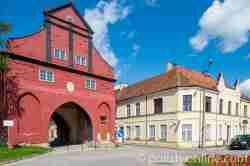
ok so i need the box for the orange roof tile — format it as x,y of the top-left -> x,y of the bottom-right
116,67 -> 218,101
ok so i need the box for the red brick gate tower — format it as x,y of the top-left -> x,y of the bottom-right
1,2 -> 116,146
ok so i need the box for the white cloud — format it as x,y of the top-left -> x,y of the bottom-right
132,43 -> 140,56
190,0 -> 250,53
146,0 -> 159,7
115,69 -> 122,79
241,79 -> 250,96
190,32 -> 208,51
115,63 -> 131,80
84,0 -> 131,67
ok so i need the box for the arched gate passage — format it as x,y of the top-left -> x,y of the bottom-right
48,102 -> 92,147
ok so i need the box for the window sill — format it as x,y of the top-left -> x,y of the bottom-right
54,57 -> 66,61
134,138 -> 141,141
39,79 -> 55,83
159,139 -> 167,142
148,138 -> 156,141
85,88 -> 96,91
75,63 -> 88,67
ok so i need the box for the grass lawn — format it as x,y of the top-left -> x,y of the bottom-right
0,145 -> 51,163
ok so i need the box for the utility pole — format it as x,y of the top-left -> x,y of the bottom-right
200,58 -> 214,149
201,88 -> 206,149
145,95 -> 148,145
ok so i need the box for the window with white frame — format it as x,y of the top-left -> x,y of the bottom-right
236,103 -> 239,116
219,124 -> 222,140
228,101 -> 232,115
75,55 -> 87,66
182,124 -> 192,142
135,126 -> 141,139
154,98 -> 163,114
85,79 -> 96,90
39,69 -> 54,82
233,125 -> 238,137
149,125 -> 156,139
160,125 -> 167,140
183,95 -> 192,112
66,16 -> 74,23
136,102 -> 140,116
235,125 -> 240,135
126,126 -> 131,139
54,48 -> 66,60
205,124 -> 212,141
244,105 -> 248,117
219,99 -> 223,114
127,104 -> 131,117
205,96 -> 212,112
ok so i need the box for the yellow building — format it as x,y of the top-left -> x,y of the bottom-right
116,64 -> 250,148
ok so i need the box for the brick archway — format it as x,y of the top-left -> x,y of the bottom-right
48,102 -> 93,146
16,92 -> 42,143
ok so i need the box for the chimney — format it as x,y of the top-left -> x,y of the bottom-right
115,84 -> 128,91
166,62 -> 176,72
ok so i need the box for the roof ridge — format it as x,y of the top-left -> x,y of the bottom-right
43,2 -> 94,34
123,68 -> 177,89
117,66 -> 219,101
177,68 -> 193,86
44,2 -> 73,13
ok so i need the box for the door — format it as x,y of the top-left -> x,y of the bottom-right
100,116 -> 108,140
226,125 -> 231,144
98,103 -> 111,141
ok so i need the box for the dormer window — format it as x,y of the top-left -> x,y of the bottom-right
54,48 -> 66,60
66,16 -> 74,23
75,55 -> 87,66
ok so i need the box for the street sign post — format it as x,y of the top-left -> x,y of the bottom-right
3,120 -> 14,127
116,127 -> 124,143
3,120 -> 14,148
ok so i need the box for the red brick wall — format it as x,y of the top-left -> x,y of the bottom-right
5,4 -> 116,146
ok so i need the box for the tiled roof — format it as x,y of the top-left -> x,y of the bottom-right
241,94 -> 250,102
116,67 -> 218,101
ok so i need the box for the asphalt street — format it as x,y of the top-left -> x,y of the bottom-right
5,145 -> 250,166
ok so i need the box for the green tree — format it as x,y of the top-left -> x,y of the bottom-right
0,21 -> 11,49
0,21 -> 11,145
0,21 -> 10,71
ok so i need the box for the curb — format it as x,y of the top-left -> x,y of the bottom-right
0,152 -> 51,166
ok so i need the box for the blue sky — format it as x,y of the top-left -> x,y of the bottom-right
1,0 -> 250,95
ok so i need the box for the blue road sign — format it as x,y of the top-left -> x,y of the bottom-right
116,127 -> 124,140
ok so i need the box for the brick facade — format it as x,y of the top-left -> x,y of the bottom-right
1,2 -> 116,146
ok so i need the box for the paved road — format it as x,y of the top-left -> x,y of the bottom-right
5,145 -> 250,166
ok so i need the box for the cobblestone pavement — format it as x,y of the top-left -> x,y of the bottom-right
4,145 -> 250,166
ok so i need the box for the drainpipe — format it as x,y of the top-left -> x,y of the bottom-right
201,88 -> 206,149
145,95 -> 148,145
198,89 -> 202,148
216,94 -> 219,147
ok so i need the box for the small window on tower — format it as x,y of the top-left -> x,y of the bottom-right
100,116 -> 107,124
54,48 -> 66,60
85,79 -> 96,90
66,16 -> 74,23
75,55 -> 87,66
